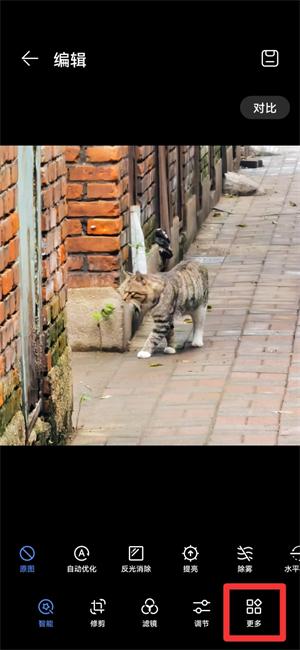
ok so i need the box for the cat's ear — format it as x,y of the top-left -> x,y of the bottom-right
135,271 -> 146,284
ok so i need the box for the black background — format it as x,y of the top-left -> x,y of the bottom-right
1,446 -> 300,649
0,0 -> 300,143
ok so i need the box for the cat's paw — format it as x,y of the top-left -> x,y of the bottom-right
137,350 -> 151,359
164,346 -> 176,354
191,339 -> 203,348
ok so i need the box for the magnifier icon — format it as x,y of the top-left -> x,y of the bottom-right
38,599 -> 54,615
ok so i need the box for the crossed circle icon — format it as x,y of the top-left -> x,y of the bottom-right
141,598 -> 158,615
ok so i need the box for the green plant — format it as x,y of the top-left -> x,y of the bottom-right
92,303 -> 116,349
75,392 -> 92,433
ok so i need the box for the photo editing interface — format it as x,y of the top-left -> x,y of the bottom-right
0,1 -> 300,650
1,448 -> 300,649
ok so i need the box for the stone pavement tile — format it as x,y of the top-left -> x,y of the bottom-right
106,438 -> 141,445
210,424 -> 278,433
208,440 -> 242,445
71,432 -> 108,445
232,357 -> 290,372
141,426 -> 209,438
278,435 -> 300,445
140,436 -> 207,445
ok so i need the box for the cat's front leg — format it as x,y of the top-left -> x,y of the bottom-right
164,322 -> 176,354
137,332 -> 158,358
137,319 -> 173,358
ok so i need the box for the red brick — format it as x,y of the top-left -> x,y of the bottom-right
66,235 -> 120,253
41,146 -> 53,163
57,156 -> 67,177
0,165 -> 11,192
11,212 -> 19,236
1,320 -> 14,348
67,255 -> 84,271
87,255 -> 119,272
49,207 -> 57,228
58,286 -> 67,309
10,161 -> 18,184
68,272 -> 119,288
69,165 -> 119,182
86,146 -> 125,162
52,146 -> 64,158
66,219 -> 82,235
41,166 -> 49,186
60,176 -> 67,197
57,244 -> 66,265
0,353 -> 5,376
68,200 -> 120,217
0,197 -> 3,218
121,245 -> 129,262
2,269 -> 13,295
87,217 -> 122,235
86,182 -> 120,199
42,279 -> 54,302
8,237 -> 19,264
11,313 -> 19,337
57,202 -> 67,223
42,186 -> 53,209
48,160 -> 58,183
53,180 -> 61,204
60,220 -> 68,240
49,251 -> 58,273
67,183 -> 84,199
42,231 -> 54,255
0,302 -> 4,324
4,341 -> 16,372
42,304 -> 51,326
54,269 -> 63,292
42,259 -> 50,279
53,226 -> 61,248
41,210 -> 51,231
65,146 -> 80,162
0,249 -> 5,272
2,215 -> 13,242
12,261 -> 19,287
8,290 -> 16,315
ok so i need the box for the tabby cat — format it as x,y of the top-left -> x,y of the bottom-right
118,260 -> 209,358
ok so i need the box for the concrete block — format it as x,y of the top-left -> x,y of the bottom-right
67,287 -> 133,352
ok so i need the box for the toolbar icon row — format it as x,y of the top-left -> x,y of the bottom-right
19,544 -> 300,563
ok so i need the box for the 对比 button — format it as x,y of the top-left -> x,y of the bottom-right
240,96 -> 290,119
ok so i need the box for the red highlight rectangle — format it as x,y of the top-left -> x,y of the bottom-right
223,583 -> 286,642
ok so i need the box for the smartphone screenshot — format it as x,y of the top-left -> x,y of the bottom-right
0,1 -> 299,649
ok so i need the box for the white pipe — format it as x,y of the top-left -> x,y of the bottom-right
130,205 -> 147,273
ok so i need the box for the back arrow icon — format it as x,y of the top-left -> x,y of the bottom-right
22,51 -> 39,67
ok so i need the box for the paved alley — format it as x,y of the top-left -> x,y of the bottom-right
70,147 -> 300,445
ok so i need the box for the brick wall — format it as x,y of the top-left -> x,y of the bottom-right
167,146 -> 179,225
182,145 -> 195,200
41,146 -> 68,383
0,145 -> 72,445
135,146 -> 158,248
200,145 -> 210,181
0,147 -> 21,437
66,146 -> 129,288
